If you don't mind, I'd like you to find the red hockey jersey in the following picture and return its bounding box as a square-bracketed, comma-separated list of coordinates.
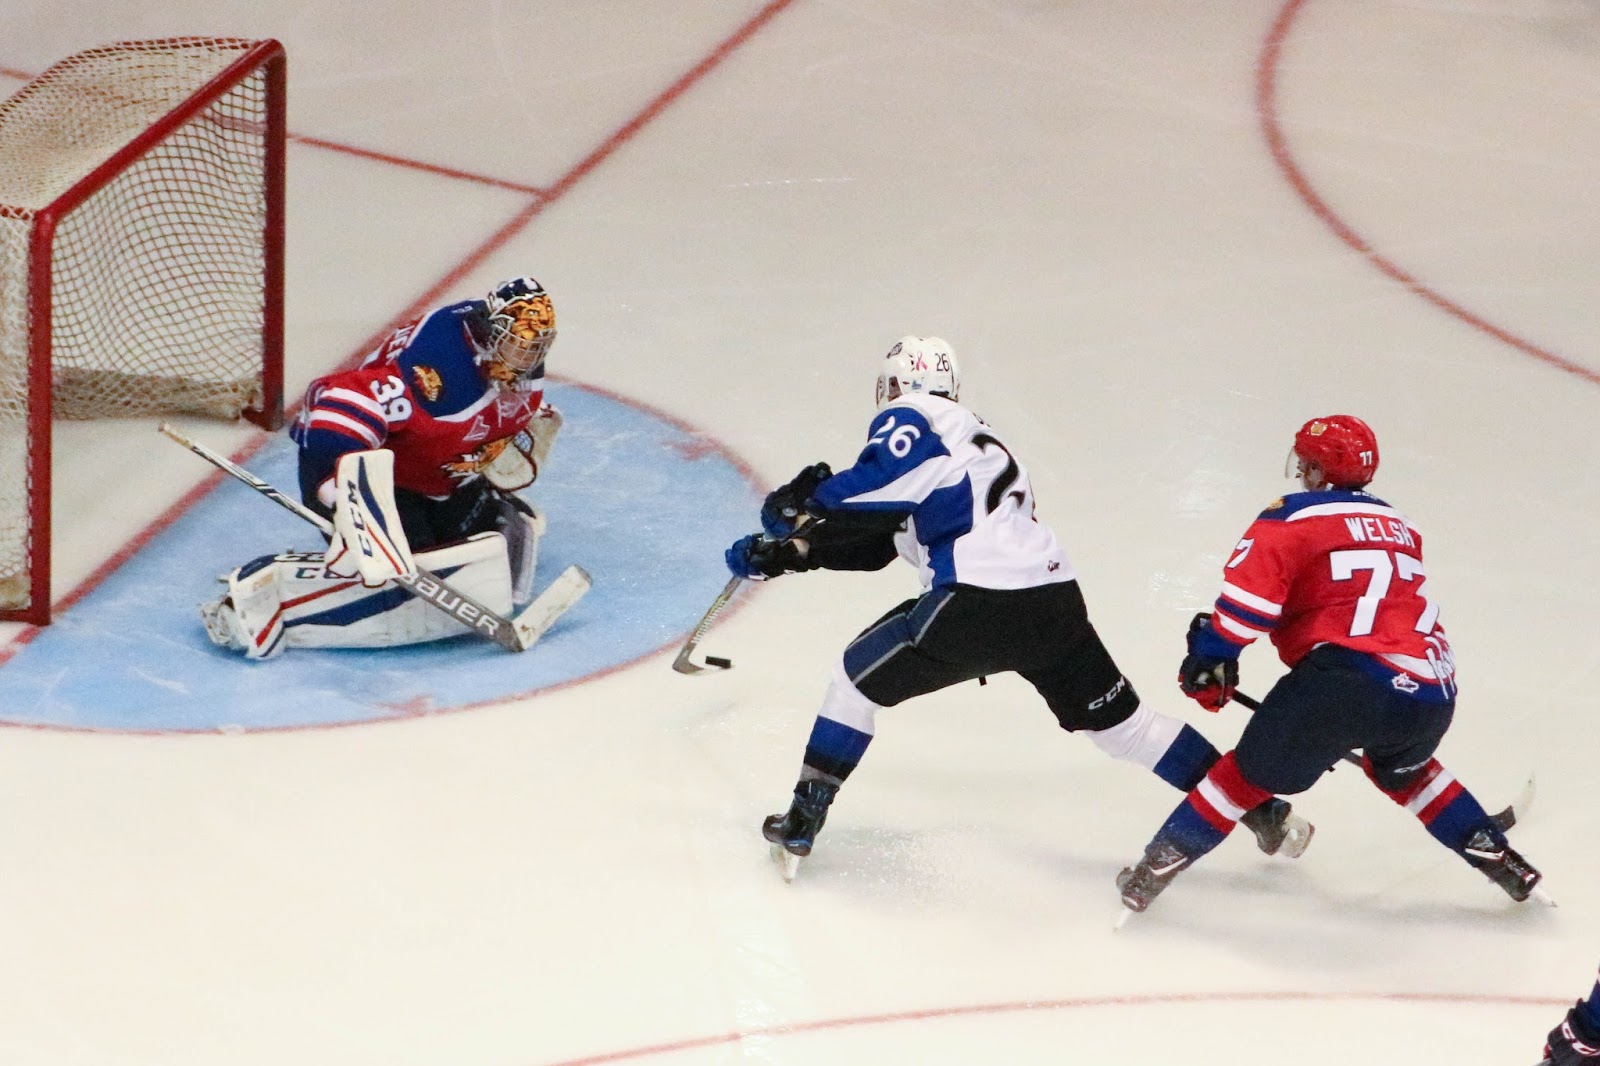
[292, 300, 544, 502]
[1207, 489, 1454, 694]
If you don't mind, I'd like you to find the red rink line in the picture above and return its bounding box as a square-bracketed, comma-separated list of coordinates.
[1258, 0, 1600, 387]
[538, 989, 1566, 1066]
[1, 0, 797, 653]
[286, 133, 550, 196]
[0, 61, 544, 194]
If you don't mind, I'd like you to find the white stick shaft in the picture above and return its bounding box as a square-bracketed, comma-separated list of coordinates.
[159, 423, 331, 532]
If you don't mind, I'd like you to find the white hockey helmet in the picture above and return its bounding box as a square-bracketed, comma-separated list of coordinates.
[875, 336, 960, 411]
[477, 276, 556, 385]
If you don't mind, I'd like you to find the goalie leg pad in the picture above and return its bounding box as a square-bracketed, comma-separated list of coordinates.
[203, 536, 513, 654]
[286, 533, 511, 648]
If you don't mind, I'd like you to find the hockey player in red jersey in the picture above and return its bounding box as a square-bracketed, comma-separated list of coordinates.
[1115, 415, 1549, 916]
[1539, 966, 1600, 1065]
[291, 276, 560, 555]
[200, 278, 567, 658]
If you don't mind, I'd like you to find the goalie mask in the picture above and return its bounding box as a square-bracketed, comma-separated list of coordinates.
[875, 336, 960, 411]
[1286, 414, 1379, 490]
[476, 276, 556, 386]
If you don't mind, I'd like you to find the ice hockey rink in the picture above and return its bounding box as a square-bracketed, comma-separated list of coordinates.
[0, 0, 1596, 1062]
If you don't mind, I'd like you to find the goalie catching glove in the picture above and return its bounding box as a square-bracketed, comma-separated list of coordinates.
[481, 404, 563, 491]
[1177, 612, 1239, 711]
[323, 449, 416, 588]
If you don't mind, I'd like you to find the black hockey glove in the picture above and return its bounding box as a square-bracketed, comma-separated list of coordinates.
[1177, 612, 1239, 712]
[725, 533, 812, 581]
[1544, 1001, 1600, 1063]
[760, 462, 833, 540]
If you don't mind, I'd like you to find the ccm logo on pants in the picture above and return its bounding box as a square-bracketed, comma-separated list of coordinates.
[1089, 676, 1128, 710]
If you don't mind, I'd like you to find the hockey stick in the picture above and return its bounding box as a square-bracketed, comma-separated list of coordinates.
[672, 575, 742, 675]
[672, 512, 826, 676]
[159, 423, 586, 653]
[1231, 689, 1530, 832]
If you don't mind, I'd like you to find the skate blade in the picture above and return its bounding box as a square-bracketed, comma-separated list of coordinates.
[1279, 816, 1315, 860]
[770, 842, 801, 883]
[1529, 885, 1557, 908]
[1113, 906, 1137, 932]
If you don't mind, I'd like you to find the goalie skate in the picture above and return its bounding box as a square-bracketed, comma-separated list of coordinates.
[199, 591, 281, 658]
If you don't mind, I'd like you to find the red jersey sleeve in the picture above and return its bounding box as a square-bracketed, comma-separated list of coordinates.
[1207, 513, 1298, 654]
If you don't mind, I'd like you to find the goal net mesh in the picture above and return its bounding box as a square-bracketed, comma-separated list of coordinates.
[0, 38, 280, 617]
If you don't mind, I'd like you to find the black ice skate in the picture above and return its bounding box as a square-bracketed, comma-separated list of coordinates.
[1114, 838, 1193, 926]
[1239, 797, 1314, 859]
[762, 778, 837, 882]
[1462, 827, 1553, 905]
[1540, 1002, 1600, 1065]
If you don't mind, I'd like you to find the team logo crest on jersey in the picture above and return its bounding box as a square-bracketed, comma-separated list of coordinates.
[442, 439, 509, 483]
[1266, 497, 1285, 510]
[412, 365, 442, 402]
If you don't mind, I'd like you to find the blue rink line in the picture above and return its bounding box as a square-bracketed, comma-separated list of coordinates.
[0, 382, 762, 732]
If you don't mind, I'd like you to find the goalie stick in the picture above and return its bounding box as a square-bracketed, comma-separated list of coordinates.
[159, 423, 587, 653]
[1231, 690, 1532, 831]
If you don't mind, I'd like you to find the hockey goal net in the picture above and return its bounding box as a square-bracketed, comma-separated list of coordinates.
[0, 38, 285, 624]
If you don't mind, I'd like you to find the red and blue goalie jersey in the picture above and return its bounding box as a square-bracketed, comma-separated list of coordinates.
[291, 301, 545, 505]
[1204, 489, 1456, 696]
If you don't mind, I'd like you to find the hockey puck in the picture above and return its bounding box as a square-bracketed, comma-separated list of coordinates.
[704, 656, 733, 669]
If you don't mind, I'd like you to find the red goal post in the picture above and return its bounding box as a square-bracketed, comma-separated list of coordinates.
[0, 38, 286, 625]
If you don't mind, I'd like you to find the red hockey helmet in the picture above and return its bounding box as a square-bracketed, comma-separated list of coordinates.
[1290, 414, 1379, 489]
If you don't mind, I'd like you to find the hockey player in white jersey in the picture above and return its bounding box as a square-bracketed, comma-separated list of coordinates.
[729, 336, 1312, 879]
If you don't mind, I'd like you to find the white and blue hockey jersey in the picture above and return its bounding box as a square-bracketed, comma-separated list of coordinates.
[811, 394, 1075, 591]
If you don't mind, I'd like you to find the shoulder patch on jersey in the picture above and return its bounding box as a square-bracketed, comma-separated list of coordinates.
[1255, 496, 1291, 521]
[393, 303, 489, 417]
[412, 365, 442, 402]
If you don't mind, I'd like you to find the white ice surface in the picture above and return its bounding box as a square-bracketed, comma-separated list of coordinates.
[0, 2, 1595, 1063]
